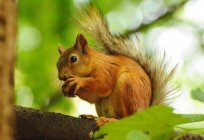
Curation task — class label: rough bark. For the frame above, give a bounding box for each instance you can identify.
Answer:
[15,106,96,140]
[0,0,16,140]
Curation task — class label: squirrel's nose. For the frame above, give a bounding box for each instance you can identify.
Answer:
[58,74,69,81]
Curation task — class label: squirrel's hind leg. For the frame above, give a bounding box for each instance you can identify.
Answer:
[95,116,118,126]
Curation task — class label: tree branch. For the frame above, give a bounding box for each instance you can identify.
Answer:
[125,0,188,35]
[15,106,96,140]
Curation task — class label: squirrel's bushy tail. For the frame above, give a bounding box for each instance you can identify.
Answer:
[76,5,179,105]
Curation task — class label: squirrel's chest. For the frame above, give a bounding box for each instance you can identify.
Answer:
[95,97,116,118]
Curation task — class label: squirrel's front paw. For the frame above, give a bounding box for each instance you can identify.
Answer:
[62,75,84,97]
[62,83,76,97]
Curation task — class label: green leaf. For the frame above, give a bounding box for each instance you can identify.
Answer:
[191,88,204,103]
[176,114,204,135]
[126,130,150,140]
[176,121,204,135]
[94,105,192,140]
[181,114,204,122]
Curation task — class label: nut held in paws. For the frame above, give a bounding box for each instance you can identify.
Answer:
[63,84,77,97]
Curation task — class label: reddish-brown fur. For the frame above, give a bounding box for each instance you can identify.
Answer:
[57,34,152,119]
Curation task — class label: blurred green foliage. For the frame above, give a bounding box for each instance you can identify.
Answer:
[17,0,81,113]
[191,88,204,103]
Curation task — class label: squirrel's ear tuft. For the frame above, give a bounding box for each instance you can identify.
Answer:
[75,34,88,55]
[58,44,65,55]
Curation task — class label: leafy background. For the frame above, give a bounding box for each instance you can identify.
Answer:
[17,0,204,116]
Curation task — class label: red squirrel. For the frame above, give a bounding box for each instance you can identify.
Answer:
[57,5,178,126]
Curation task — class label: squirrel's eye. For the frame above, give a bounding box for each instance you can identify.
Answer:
[70,56,77,63]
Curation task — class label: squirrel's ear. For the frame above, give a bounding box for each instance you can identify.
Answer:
[75,34,88,55]
[58,44,65,55]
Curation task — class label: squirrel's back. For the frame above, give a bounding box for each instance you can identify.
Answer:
[92,53,152,118]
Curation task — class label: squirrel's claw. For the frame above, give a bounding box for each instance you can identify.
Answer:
[74,84,80,95]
